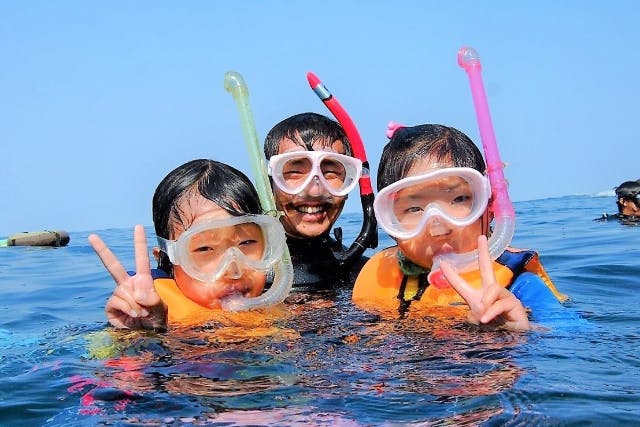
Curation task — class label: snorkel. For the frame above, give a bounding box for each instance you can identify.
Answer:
[428,47,515,286]
[222,71,294,311]
[306,72,378,267]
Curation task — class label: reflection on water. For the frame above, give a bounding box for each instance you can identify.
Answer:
[1,196,640,425]
[48,291,531,426]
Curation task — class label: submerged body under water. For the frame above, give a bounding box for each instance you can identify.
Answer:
[1,195,639,426]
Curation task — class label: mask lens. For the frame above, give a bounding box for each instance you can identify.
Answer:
[186,222,266,276]
[158,215,286,284]
[319,157,348,191]
[280,155,313,193]
[375,168,490,239]
[393,175,476,228]
[269,151,362,196]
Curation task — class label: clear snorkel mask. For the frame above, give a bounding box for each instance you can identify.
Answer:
[268,150,363,197]
[157,214,286,288]
[375,167,491,241]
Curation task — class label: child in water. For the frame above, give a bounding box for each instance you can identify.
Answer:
[89,159,290,329]
[352,124,568,330]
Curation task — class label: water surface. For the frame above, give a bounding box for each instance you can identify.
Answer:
[1,195,639,426]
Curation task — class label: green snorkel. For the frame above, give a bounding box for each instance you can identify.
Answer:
[223,71,293,311]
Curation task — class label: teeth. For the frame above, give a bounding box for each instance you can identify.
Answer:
[297,205,324,214]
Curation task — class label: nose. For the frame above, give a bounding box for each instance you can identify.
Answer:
[303,175,324,197]
[426,216,451,237]
[222,257,244,279]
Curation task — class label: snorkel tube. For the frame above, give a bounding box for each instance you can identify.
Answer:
[428,47,515,286]
[306,72,378,267]
[222,71,293,311]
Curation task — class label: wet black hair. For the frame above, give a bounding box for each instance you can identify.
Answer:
[377,124,485,191]
[263,112,353,159]
[615,180,640,212]
[152,159,261,274]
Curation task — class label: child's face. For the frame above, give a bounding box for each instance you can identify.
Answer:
[394,157,489,269]
[169,196,266,309]
[273,136,348,238]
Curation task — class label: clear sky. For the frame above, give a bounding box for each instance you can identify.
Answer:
[2,1,638,236]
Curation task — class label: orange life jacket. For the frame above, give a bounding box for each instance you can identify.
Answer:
[352,246,567,316]
[153,278,291,333]
[153,278,225,325]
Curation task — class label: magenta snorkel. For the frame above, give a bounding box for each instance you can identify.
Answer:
[428,47,515,286]
[306,72,378,266]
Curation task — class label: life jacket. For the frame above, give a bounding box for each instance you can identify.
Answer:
[153,278,226,325]
[352,246,567,317]
[152,277,292,333]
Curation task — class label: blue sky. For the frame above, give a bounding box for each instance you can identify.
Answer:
[2,1,638,236]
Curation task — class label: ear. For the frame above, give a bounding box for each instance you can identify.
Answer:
[152,247,162,263]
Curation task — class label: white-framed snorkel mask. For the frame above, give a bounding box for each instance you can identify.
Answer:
[268,150,362,197]
[156,214,287,302]
[375,167,491,241]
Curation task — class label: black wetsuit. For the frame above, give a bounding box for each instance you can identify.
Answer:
[595,213,640,224]
[286,233,368,290]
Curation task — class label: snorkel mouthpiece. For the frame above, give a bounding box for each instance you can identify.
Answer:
[427,47,515,285]
[223,71,294,311]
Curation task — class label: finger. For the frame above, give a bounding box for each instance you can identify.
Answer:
[112,285,149,317]
[480,281,504,308]
[480,288,526,325]
[132,277,163,308]
[88,233,130,285]
[477,235,497,291]
[479,295,510,324]
[481,297,530,331]
[133,225,152,276]
[440,261,481,311]
[105,294,147,327]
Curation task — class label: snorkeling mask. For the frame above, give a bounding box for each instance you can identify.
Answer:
[374,167,491,241]
[268,150,362,197]
[157,214,286,284]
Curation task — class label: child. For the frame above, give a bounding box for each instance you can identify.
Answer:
[89,159,290,329]
[352,124,568,330]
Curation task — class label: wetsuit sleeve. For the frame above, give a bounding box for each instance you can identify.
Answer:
[510,272,587,329]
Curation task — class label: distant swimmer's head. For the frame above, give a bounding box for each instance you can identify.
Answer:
[615,180,640,216]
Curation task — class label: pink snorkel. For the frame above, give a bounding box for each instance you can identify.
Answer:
[428,47,515,286]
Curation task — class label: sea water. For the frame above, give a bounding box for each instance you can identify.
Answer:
[0,195,639,426]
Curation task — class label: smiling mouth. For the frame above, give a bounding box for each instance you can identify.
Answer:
[291,203,330,215]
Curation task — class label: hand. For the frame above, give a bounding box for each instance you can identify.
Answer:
[440,235,530,331]
[88,225,167,330]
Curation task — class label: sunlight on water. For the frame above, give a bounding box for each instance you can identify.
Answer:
[1,195,639,425]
